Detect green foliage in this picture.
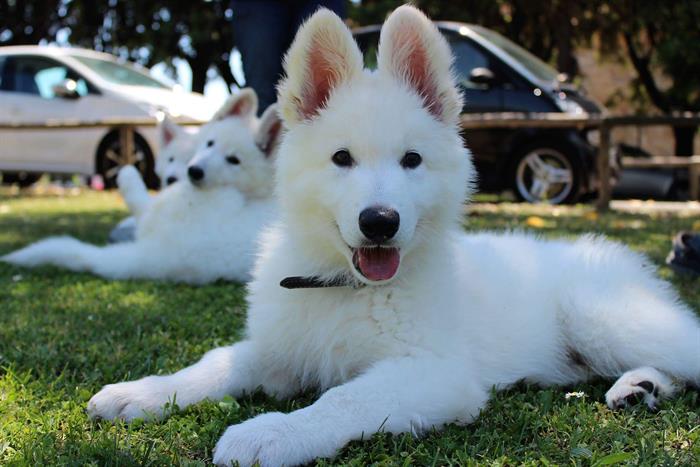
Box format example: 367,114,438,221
0,0,236,93
0,190,698,465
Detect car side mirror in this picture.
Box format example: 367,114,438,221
52,79,80,99
469,67,496,86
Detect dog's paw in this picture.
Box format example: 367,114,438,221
87,377,174,422
213,412,319,467
605,367,675,411
116,165,143,190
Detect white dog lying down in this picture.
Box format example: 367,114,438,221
3,90,281,284
87,6,700,466
108,117,198,243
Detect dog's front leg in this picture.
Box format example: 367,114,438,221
213,355,489,467
117,165,152,218
88,340,263,422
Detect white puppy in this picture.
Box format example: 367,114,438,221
109,117,198,243
86,6,700,466
3,90,281,284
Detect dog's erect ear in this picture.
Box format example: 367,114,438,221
377,5,462,124
278,8,363,126
159,116,185,147
213,88,258,121
256,104,284,158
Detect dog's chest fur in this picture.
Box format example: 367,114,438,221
249,280,427,392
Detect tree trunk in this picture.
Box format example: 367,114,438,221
555,0,577,77
673,126,697,156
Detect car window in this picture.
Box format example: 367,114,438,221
69,55,171,89
0,56,90,98
469,25,559,83
445,35,495,89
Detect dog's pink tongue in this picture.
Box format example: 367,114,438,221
357,247,400,281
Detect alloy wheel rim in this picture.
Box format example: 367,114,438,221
103,141,146,182
515,149,574,204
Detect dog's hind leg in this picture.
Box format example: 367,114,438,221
117,165,152,219
88,341,276,421
3,236,105,271
557,240,700,409
2,236,155,280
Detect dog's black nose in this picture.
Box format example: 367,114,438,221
188,166,204,182
359,206,400,243
166,176,178,185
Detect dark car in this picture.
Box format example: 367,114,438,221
354,22,604,204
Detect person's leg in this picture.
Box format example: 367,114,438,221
232,1,291,113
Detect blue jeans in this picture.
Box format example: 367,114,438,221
232,0,346,113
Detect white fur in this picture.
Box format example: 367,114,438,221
155,116,199,186
86,6,700,467
111,117,197,236
2,94,282,285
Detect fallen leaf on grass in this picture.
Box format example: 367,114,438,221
584,211,599,221
611,220,646,229
526,216,546,228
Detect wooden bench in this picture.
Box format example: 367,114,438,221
620,155,700,200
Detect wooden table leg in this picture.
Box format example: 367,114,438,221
118,126,135,165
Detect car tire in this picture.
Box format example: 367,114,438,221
95,131,157,189
510,141,584,205
1,171,42,188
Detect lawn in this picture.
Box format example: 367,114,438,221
1,188,698,466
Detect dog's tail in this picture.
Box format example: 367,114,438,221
2,236,148,280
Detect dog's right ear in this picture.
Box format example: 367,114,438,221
277,8,363,126
213,88,259,122
159,116,185,148
256,104,284,159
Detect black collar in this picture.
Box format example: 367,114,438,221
280,275,361,289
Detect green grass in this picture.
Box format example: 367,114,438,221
0,189,698,466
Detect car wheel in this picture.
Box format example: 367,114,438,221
1,171,42,188
96,131,157,189
512,144,583,204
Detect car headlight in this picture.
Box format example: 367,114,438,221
556,97,585,115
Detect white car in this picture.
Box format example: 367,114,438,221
0,46,218,187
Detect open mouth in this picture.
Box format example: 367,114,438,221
351,246,400,282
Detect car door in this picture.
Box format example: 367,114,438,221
0,54,106,174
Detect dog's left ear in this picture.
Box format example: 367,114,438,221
159,116,185,148
278,8,364,126
256,104,284,158
377,5,462,124
213,88,259,122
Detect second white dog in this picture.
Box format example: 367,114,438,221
3,90,281,284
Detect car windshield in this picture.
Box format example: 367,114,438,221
469,25,559,83
69,55,170,89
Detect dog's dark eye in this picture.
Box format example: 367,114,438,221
401,151,422,169
207,140,214,147
226,155,240,165
168,157,174,162
332,149,354,168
